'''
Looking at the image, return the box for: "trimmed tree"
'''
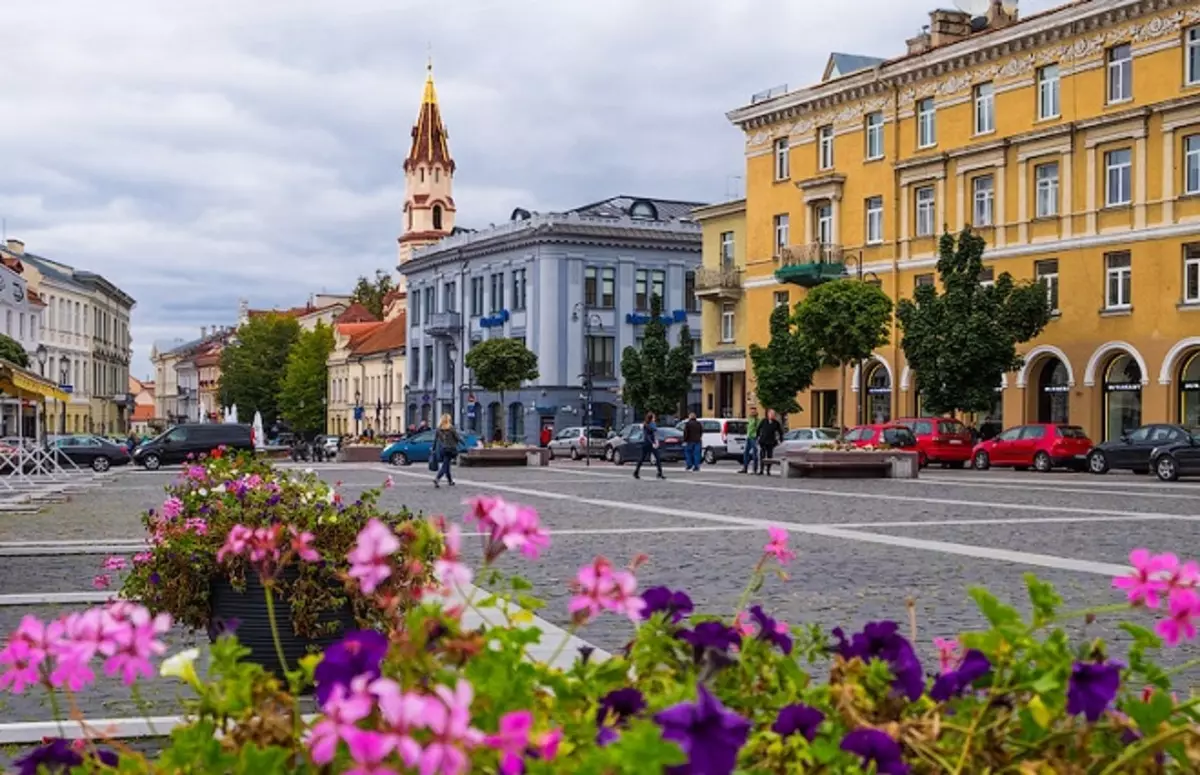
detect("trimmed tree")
[277,322,335,436]
[0,334,29,368]
[350,270,395,319]
[620,294,695,418]
[896,228,1052,417]
[464,337,539,441]
[218,314,301,429]
[749,304,818,416]
[792,278,893,430]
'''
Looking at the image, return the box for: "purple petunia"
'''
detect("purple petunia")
[678,621,742,656]
[15,739,118,775]
[930,649,992,701]
[772,703,824,741]
[313,630,389,706]
[1067,659,1123,722]
[840,728,909,775]
[833,621,925,702]
[655,683,751,775]
[596,687,646,746]
[641,586,695,624]
[748,605,793,656]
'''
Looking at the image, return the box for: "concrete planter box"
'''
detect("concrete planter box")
[461,447,534,467]
[343,445,385,464]
[781,449,919,479]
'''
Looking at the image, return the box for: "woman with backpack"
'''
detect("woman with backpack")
[633,411,665,480]
[432,413,461,488]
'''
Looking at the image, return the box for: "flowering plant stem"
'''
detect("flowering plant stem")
[1098,724,1195,775]
[41,670,65,737]
[263,582,290,675]
[1032,602,1131,631]
[544,622,581,667]
[129,684,159,736]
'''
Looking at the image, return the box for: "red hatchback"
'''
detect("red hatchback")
[895,417,973,468]
[971,424,1092,472]
[843,424,919,451]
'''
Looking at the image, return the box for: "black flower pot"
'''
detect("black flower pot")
[209,568,356,678]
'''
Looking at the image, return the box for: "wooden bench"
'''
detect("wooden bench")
[783,458,891,478]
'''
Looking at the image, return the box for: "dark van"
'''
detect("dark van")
[132,424,255,470]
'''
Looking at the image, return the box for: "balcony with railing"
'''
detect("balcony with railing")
[774,243,846,287]
[694,266,744,301]
[427,311,462,337]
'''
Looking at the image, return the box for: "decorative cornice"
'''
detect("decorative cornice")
[691,199,747,222]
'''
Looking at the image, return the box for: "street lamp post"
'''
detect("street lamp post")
[382,352,394,434]
[35,346,47,443]
[447,343,458,427]
[58,363,68,435]
[842,254,882,426]
[572,303,603,467]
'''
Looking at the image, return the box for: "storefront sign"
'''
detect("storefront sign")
[1183,381,1200,391]
[1104,383,1142,392]
[59,384,73,394]
[626,309,688,326]
[867,387,892,395]
[480,310,511,329]
[693,358,715,374]
[1041,385,1071,394]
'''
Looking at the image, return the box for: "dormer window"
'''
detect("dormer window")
[629,200,658,220]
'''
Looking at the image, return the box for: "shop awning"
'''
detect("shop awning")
[0,361,70,402]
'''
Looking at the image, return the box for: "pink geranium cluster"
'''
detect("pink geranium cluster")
[568,556,645,624]
[463,496,550,563]
[217,524,320,577]
[1113,548,1200,646]
[763,525,795,565]
[160,496,184,521]
[348,519,401,595]
[432,523,472,592]
[0,602,171,693]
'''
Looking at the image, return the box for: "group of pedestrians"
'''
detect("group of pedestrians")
[631,407,785,479]
[740,407,782,475]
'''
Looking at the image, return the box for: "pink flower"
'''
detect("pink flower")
[568,557,645,623]
[419,679,483,775]
[1114,549,1172,608]
[184,465,207,481]
[160,496,184,520]
[184,518,208,536]
[370,678,424,765]
[384,475,395,489]
[132,552,152,565]
[308,682,375,765]
[92,575,111,590]
[433,524,472,590]
[732,611,753,638]
[1161,554,1200,591]
[99,606,171,685]
[348,519,401,595]
[463,496,551,561]
[217,525,253,563]
[102,556,127,571]
[0,616,50,693]
[934,637,961,674]
[764,525,795,565]
[486,710,532,775]
[344,730,401,775]
[248,525,283,565]
[289,527,321,563]
[1156,587,1200,647]
[535,727,562,761]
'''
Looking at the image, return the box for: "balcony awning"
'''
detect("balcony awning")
[0,360,70,402]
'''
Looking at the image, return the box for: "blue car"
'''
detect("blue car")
[380,430,479,466]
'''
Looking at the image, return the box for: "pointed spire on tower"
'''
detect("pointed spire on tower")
[406,56,454,172]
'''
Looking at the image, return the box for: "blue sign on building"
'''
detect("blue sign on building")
[694,359,715,374]
[626,309,688,326]
[480,309,511,329]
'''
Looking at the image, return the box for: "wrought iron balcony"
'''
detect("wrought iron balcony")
[426,311,462,337]
[694,266,743,301]
[775,243,846,288]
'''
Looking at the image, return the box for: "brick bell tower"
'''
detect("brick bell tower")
[397,59,456,284]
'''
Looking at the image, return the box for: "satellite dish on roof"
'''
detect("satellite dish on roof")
[953,0,991,17]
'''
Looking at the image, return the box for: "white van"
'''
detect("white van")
[677,418,749,464]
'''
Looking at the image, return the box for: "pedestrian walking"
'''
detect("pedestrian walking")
[433,413,461,488]
[740,408,760,474]
[756,409,783,475]
[540,424,553,448]
[633,411,665,480]
[682,412,703,472]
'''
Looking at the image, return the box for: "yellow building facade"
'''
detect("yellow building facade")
[721,0,1200,441]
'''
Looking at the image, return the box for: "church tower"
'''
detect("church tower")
[398,60,456,275]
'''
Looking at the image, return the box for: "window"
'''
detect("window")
[1189,27,1200,85]
[1107,44,1132,103]
[512,269,527,311]
[411,290,421,325]
[1186,135,1200,195]
[651,270,666,306]
[443,281,457,313]
[584,267,598,307]
[818,125,834,170]
[1185,245,1200,304]
[773,214,789,254]
[1105,148,1132,206]
[1105,251,1132,309]
[720,304,735,342]
[815,203,833,244]
[1038,64,1060,119]
[432,204,443,230]
[635,269,649,311]
[585,336,616,378]
[423,287,434,323]
[490,273,505,312]
[423,344,434,382]
[972,175,994,227]
[470,277,484,317]
[1035,162,1059,217]
[866,196,884,244]
[1035,259,1060,313]
[865,112,884,160]
[774,137,790,180]
[685,271,699,313]
[978,267,995,288]
[914,273,934,290]
[915,186,935,237]
[773,291,790,308]
[600,267,615,308]
[917,98,936,148]
[720,231,735,267]
[974,82,995,134]
[443,342,454,381]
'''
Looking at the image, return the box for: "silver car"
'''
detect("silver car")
[778,427,840,454]
[547,427,608,460]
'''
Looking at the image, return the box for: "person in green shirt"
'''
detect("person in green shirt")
[741,408,760,474]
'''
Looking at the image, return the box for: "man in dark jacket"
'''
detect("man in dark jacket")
[755,409,783,475]
[682,413,703,472]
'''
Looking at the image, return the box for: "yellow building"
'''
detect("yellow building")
[721,0,1200,441]
[692,200,752,418]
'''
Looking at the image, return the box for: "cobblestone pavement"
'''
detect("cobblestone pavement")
[1,458,1198,732]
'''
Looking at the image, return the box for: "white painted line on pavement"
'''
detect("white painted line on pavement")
[906,477,1200,501]
[920,473,1200,491]
[0,592,112,606]
[382,468,1132,577]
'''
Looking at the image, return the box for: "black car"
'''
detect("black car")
[51,435,132,472]
[1086,424,1198,475]
[1146,427,1200,481]
[609,427,684,465]
[133,423,255,470]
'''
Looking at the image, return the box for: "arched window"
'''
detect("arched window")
[1103,353,1142,441]
[862,362,892,424]
[419,167,425,183]
[1036,357,1070,424]
[405,205,412,230]
[509,402,525,442]
[1180,351,1200,425]
[487,401,502,440]
[629,199,658,220]
[433,205,443,230]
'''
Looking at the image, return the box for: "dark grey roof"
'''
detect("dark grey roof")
[825,53,886,81]
[568,195,707,223]
[17,253,87,291]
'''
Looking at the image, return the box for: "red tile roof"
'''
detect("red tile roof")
[337,303,377,323]
[405,64,454,173]
[352,312,407,357]
[131,404,155,422]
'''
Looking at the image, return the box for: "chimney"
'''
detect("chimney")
[986,0,1017,29]
[929,9,972,48]
[201,326,208,338]
[906,29,932,55]
[6,239,24,256]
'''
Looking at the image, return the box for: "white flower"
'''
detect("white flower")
[198,488,208,497]
[160,648,201,688]
[214,483,227,494]
[304,467,314,475]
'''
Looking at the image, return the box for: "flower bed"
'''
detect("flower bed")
[783,448,920,479]
[460,446,536,467]
[2,462,1199,772]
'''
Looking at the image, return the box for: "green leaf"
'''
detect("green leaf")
[233,743,290,775]
[1031,672,1060,694]
[1024,574,1063,625]
[1119,622,1163,650]
[968,587,1023,629]
[1125,689,1175,734]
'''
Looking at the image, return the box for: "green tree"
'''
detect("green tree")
[0,334,29,368]
[896,228,1052,417]
[350,270,395,319]
[749,304,818,416]
[464,337,539,441]
[277,322,335,436]
[793,278,893,430]
[620,294,695,418]
[218,314,301,429]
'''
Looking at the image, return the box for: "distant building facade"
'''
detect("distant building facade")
[326,295,406,437]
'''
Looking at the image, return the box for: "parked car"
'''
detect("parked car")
[610,427,684,466]
[1086,424,1196,475]
[133,423,256,470]
[51,435,132,472]
[546,426,608,460]
[673,418,749,465]
[843,424,919,451]
[971,423,1092,472]
[316,434,342,458]
[895,417,973,468]
[778,427,840,454]
[1146,427,1200,481]
[380,429,480,466]
[604,425,639,461]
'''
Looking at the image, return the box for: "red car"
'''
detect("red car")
[971,423,1092,472]
[843,424,919,451]
[895,417,973,468]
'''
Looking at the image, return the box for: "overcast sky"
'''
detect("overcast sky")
[0,0,1057,379]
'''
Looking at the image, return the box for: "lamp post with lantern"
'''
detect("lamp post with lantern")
[382,352,394,434]
[35,345,47,443]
